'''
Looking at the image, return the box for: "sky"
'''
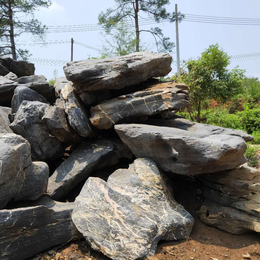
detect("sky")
[16,0,260,80]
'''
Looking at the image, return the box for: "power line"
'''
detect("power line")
[230,52,260,61]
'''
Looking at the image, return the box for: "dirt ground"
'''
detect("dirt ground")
[31,148,260,260]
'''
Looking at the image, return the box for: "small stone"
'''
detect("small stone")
[242,253,251,259]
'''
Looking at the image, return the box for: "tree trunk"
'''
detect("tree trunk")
[134,0,140,52]
[8,0,16,60]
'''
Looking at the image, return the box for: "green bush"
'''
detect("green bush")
[245,145,259,167]
[238,106,260,134]
[251,131,260,145]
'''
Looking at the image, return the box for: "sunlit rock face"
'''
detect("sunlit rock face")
[72,158,194,260]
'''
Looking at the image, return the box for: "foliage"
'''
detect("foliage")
[100,22,142,58]
[251,131,260,145]
[241,77,260,102]
[178,44,245,121]
[0,0,51,60]
[245,144,259,167]
[239,105,260,134]
[99,0,183,53]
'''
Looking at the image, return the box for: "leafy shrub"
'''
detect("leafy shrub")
[251,131,260,145]
[245,145,259,167]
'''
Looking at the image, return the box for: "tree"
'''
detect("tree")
[98,0,183,53]
[179,44,245,121]
[241,77,260,102]
[100,22,146,58]
[0,0,51,60]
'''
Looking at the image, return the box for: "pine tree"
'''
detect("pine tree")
[0,0,51,60]
[99,0,183,53]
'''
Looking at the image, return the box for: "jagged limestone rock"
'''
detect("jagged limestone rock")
[11,85,48,114]
[115,124,247,175]
[0,196,80,260]
[42,105,81,144]
[0,133,48,209]
[0,106,12,133]
[60,83,95,137]
[64,52,172,92]
[15,75,55,103]
[0,77,18,106]
[10,101,64,161]
[47,138,133,200]
[72,158,194,260]
[90,82,189,129]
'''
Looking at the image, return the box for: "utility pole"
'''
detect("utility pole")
[71,38,74,61]
[175,4,180,76]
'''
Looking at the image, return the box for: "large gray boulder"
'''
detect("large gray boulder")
[199,165,260,234]
[0,196,80,260]
[0,57,35,77]
[15,75,55,103]
[72,158,194,260]
[10,101,64,161]
[64,52,172,92]
[0,133,48,209]
[90,82,189,129]
[47,138,133,200]
[146,116,253,142]
[42,104,81,144]
[115,124,247,175]
[0,106,12,133]
[60,83,95,137]
[11,85,48,114]
[0,76,18,106]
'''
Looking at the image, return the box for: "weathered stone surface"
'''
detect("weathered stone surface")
[0,196,80,260]
[4,72,17,81]
[0,77,18,106]
[146,116,253,142]
[42,105,81,144]
[0,133,49,209]
[54,77,71,96]
[199,199,260,235]
[60,83,95,137]
[11,85,48,114]
[0,57,35,77]
[15,75,55,103]
[115,124,247,175]
[0,106,12,133]
[72,158,194,260]
[47,138,133,200]
[199,165,260,234]
[80,90,111,106]
[90,82,189,129]
[64,52,172,92]
[10,101,64,160]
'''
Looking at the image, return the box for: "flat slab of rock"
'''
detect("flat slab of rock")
[64,52,172,92]
[72,158,194,260]
[146,116,253,142]
[10,101,64,160]
[0,133,48,209]
[199,165,260,234]
[0,196,80,260]
[115,124,247,175]
[0,106,12,133]
[90,82,189,129]
[47,138,133,200]
[60,83,95,137]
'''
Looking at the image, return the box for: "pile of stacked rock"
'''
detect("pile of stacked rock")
[0,52,258,260]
